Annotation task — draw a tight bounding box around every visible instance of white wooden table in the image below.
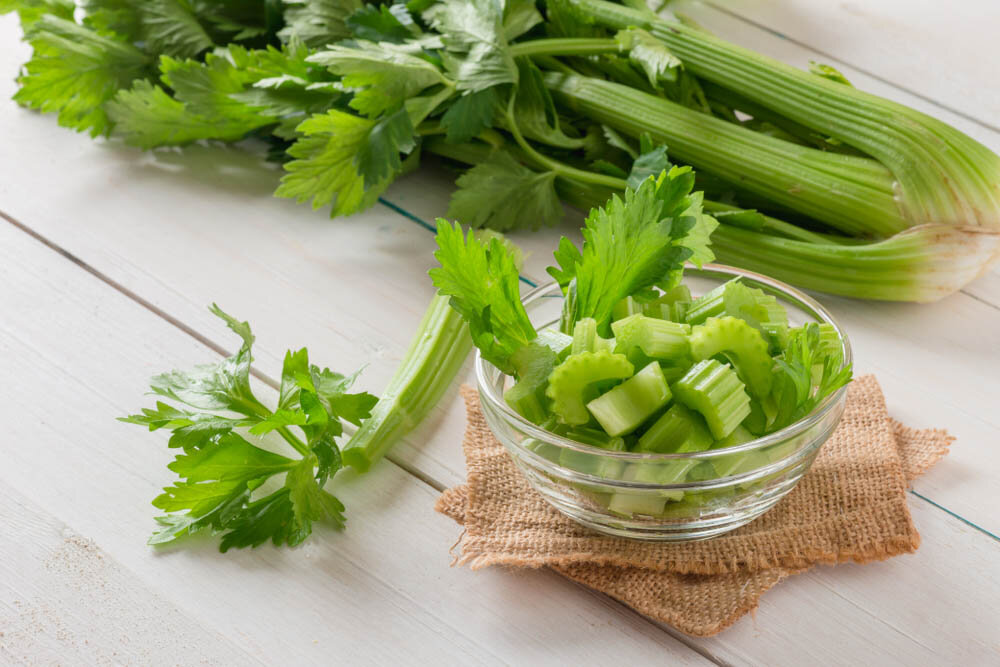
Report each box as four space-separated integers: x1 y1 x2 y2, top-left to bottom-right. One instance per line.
2 3 999 664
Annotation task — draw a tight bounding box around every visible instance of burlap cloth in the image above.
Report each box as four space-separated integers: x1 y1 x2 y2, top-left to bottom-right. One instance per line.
435 375 953 636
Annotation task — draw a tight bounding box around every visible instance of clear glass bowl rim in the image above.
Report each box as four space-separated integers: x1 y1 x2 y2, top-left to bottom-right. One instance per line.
474 263 853 463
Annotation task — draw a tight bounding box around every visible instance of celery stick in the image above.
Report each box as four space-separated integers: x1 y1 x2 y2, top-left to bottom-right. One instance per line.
586 362 672 436
341 293 472 472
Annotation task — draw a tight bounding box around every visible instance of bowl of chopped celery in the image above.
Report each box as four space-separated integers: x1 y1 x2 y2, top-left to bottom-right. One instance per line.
475 266 852 541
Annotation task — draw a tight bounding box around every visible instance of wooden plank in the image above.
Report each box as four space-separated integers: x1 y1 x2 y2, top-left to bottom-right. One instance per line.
0 484 263 666
0 219 710 665
695 0 1000 131
1 14 998 534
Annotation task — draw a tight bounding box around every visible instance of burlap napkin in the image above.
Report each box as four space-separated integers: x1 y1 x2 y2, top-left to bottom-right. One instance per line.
436 375 953 636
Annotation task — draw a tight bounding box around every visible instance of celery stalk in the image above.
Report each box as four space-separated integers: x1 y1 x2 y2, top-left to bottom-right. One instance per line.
341 293 472 472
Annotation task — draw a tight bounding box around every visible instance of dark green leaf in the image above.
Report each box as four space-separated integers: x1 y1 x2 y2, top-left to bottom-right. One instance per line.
446 150 562 231
440 87 497 143
355 106 417 186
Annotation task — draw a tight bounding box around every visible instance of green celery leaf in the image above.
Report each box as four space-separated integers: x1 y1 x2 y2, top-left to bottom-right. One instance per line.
3 0 74 27
308 366 377 426
138 0 215 59
430 221 536 373
167 432 296 483
627 134 671 189
286 458 346 532
278 347 311 410
424 0 517 92
278 0 362 47
547 167 716 333
355 106 417 186
308 40 447 118
107 79 270 147
153 478 251 516
439 87 497 143
511 59 582 149
809 61 853 87
309 431 342 484
119 401 243 450
345 3 415 43
14 15 150 136
503 0 543 40
446 150 562 231
276 109 403 216
217 488 297 551
770 324 852 430
247 409 310 435
147 304 267 417
616 27 681 88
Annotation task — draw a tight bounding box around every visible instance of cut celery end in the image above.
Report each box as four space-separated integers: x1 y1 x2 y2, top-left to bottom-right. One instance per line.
546 350 635 425
684 279 735 325
537 328 573 359
636 403 713 453
612 313 691 365
688 316 774 399
612 296 643 321
571 318 615 355
672 358 752 439
571 318 598 354
586 362 672 436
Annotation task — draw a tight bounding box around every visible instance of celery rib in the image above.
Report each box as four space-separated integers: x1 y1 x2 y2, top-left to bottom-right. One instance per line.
341 293 472 472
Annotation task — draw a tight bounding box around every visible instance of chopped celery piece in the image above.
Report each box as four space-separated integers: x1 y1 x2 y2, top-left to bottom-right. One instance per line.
504 343 559 424
558 428 627 479
672 359 751 439
717 424 755 448
622 463 686 501
524 437 562 465
586 362 672 436
712 448 769 479
612 296 644 321
684 279 733 324
612 313 691 365
608 490 668 516
571 317 615 354
536 328 573 359
545 350 634 425
688 316 774 398
636 403 713 453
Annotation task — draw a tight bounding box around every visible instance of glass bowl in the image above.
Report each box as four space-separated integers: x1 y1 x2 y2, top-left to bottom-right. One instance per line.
474 264 851 541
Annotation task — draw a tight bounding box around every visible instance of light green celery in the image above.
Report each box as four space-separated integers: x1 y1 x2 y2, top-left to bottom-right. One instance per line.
711 224 1000 302
612 296 643 321
557 426 627 479
544 72 906 237
636 403 713 453
341 293 472 472
536 328 573 358
611 313 691 364
683 280 732 325
553 168 1000 302
672 359 751 439
567 0 1000 231
546 350 634 425
586 362 671 436
688 316 774 399
571 317 598 354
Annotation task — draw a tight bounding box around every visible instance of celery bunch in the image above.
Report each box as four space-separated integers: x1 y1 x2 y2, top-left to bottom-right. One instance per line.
5 0 998 300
